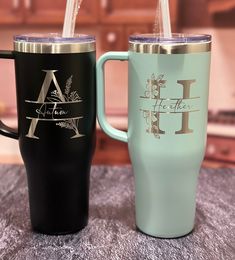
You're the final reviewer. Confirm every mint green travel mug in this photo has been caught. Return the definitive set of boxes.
[97,34,212,238]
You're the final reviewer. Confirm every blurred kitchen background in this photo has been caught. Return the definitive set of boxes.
[0,0,235,166]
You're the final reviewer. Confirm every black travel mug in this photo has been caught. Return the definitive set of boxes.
[0,34,96,234]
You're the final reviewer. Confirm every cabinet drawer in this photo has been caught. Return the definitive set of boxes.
[94,132,235,165]
[100,26,124,51]
[0,0,22,24]
[93,130,130,165]
[24,0,98,25]
[205,135,235,163]
[100,0,156,24]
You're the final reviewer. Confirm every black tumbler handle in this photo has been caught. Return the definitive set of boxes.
[0,51,19,140]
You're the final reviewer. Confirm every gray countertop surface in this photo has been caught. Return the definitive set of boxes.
[0,165,234,260]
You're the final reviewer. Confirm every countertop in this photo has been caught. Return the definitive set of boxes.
[0,165,234,260]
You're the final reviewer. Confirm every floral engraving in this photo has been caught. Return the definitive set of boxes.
[140,110,160,139]
[46,75,84,139]
[56,118,83,139]
[47,76,81,103]
[140,74,167,139]
[141,74,166,99]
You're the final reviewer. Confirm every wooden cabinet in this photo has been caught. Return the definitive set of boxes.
[94,131,235,166]
[23,0,67,25]
[100,26,124,51]
[100,0,156,24]
[100,0,179,28]
[205,135,235,164]
[0,0,22,24]
[123,25,151,49]
[0,0,98,26]
[24,0,98,25]
[0,0,180,51]
[93,130,130,165]
[101,24,152,51]
[0,130,234,167]
[100,0,179,50]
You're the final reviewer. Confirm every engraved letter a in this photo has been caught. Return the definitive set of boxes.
[26,70,64,139]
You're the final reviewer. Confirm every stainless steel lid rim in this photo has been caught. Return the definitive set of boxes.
[14,41,96,54]
[13,33,96,53]
[129,42,211,54]
[129,33,212,54]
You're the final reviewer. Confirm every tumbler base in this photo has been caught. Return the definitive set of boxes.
[31,220,88,236]
[136,225,194,239]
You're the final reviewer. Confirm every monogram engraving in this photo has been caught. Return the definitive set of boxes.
[36,104,68,118]
[140,74,199,138]
[175,80,196,134]
[139,110,165,139]
[140,74,166,100]
[25,70,84,139]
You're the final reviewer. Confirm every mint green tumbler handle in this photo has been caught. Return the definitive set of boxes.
[97,52,129,143]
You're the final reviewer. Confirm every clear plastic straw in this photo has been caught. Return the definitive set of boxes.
[160,0,172,38]
[153,1,162,36]
[62,0,83,38]
[154,0,172,38]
